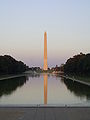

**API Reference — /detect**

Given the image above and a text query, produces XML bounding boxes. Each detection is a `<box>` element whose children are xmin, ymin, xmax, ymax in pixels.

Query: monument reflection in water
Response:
<box><xmin>44</xmin><ymin>74</ymin><xmax>48</xmax><ymax>104</ymax></box>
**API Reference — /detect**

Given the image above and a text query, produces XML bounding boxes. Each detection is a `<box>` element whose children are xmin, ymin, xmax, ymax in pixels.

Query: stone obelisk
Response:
<box><xmin>43</xmin><ymin>32</ymin><xmax>48</xmax><ymax>71</ymax></box>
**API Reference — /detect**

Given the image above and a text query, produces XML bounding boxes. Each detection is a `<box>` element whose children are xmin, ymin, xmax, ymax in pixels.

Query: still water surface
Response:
<box><xmin>0</xmin><ymin>73</ymin><xmax>90</xmax><ymax>105</ymax></box>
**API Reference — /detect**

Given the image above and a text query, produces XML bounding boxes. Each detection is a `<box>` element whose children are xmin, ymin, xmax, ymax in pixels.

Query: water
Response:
<box><xmin>0</xmin><ymin>73</ymin><xmax>90</xmax><ymax>106</ymax></box>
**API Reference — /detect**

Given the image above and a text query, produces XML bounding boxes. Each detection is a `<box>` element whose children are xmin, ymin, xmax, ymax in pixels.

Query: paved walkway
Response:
<box><xmin>61</xmin><ymin>75</ymin><xmax>90</xmax><ymax>86</ymax></box>
<box><xmin>0</xmin><ymin>107</ymin><xmax>90</xmax><ymax>120</ymax></box>
<box><xmin>0</xmin><ymin>74</ymin><xmax>25</xmax><ymax>81</ymax></box>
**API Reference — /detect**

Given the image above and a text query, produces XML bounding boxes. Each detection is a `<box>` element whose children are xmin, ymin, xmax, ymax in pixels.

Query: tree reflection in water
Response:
<box><xmin>0</xmin><ymin>76</ymin><xmax>28</xmax><ymax>97</ymax></box>
<box><xmin>61</xmin><ymin>77</ymin><xmax>90</xmax><ymax>100</ymax></box>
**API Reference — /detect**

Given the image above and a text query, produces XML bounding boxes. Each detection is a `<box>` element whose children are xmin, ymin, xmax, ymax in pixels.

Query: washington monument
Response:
<box><xmin>43</xmin><ymin>32</ymin><xmax>48</xmax><ymax>70</ymax></box>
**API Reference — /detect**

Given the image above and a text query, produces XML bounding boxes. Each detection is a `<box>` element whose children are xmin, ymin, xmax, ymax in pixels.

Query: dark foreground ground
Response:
<box><xmin>0</xmin><ymin>107</ymin><xmax>90</xmax><ymax>120</ymax></box>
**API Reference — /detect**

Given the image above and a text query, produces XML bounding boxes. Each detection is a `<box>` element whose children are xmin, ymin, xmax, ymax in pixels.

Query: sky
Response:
<box><xmin>0</xmin><ymin>0</ymin><xmax>90</xmax><ymax>68</ymax></box>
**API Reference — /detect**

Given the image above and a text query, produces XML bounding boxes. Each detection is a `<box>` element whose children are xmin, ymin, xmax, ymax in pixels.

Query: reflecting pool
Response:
<box><xmin>0</xmin><ymin>73</ymin><xmax>90</xmax><ymax>106</ymax></box>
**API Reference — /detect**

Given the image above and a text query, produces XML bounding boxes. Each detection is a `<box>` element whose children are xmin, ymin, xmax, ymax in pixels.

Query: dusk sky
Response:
<box><xmin>0</xmin><ymin>0</ymin><xmax>90</xmax><ymax>67</ymax></box>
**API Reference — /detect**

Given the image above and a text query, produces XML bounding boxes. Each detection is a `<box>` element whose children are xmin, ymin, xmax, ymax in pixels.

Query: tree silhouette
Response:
<box><xmin>0</xmin><ymin>55</ymin><xmax>29</xmax><ymax>75</ymax></box>
<box><xmin>64</xmin><ymin>53</ymin><xmax>90</xmax><ymax>75</ymax></box>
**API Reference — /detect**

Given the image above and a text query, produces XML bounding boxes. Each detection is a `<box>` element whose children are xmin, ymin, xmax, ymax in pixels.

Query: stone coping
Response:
<box><xmin>0</xmin><ymin>104</ymin><xmax>90</xmax><ymax>108</ymax></box>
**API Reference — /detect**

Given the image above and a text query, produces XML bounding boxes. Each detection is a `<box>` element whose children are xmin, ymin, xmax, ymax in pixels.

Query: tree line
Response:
<box><xmin>0</xmin><ymin>55</ymin><xmax>29</xmax><ymax>75</ymax></box>
<box><xmin>64</xmin><ymin>53</ymin><xmax>90</xmax><ymax>75</ymax></box>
